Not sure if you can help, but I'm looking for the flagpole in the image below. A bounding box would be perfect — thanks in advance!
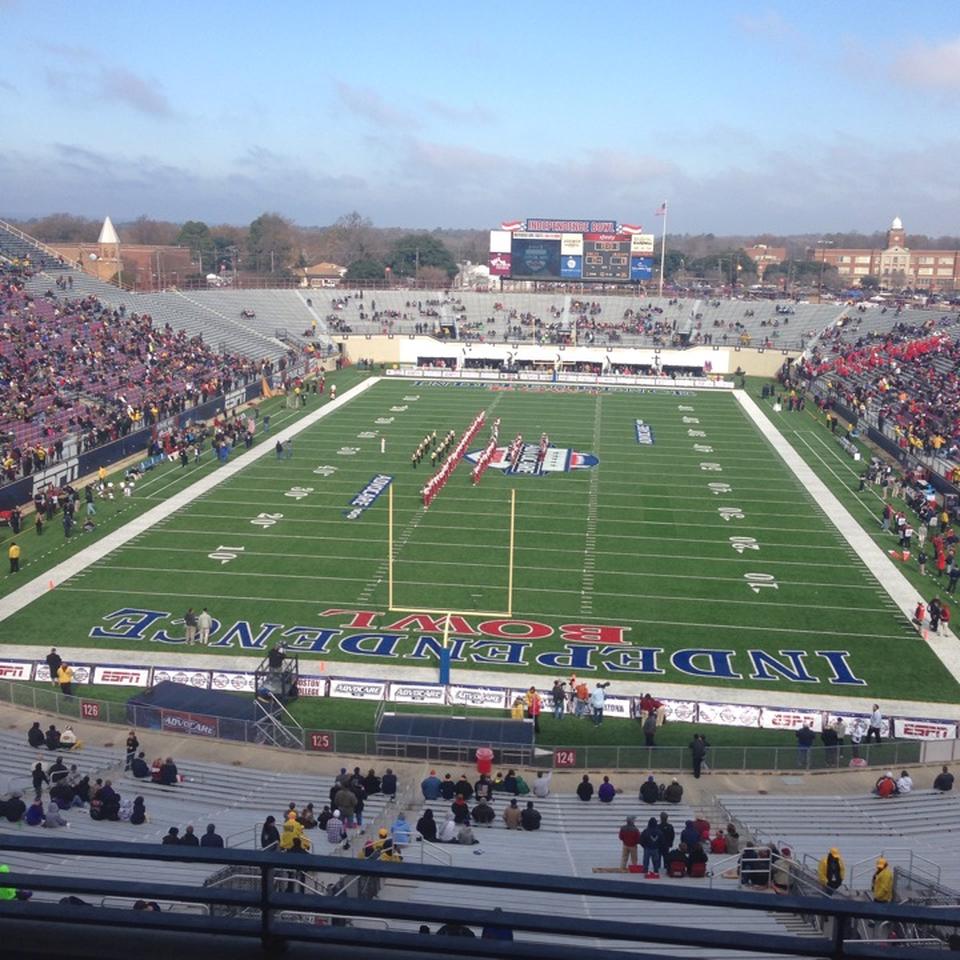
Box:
[657,202,668,298]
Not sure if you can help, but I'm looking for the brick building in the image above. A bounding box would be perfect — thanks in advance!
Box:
[813,217,960,291]
[743,243,787,280]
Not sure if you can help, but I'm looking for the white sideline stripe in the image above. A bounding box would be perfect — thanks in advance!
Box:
[0,377,381,624]
[733,389,960,683]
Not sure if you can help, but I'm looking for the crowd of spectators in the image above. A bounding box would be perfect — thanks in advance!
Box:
[793,326,960,467]
[0,262,274,479]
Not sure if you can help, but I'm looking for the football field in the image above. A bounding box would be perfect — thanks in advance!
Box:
[1,375,954,705]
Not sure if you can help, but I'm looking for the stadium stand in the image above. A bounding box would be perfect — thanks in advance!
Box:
[0,722,827,956]
[719,789,960,894]
[0,263,271,464]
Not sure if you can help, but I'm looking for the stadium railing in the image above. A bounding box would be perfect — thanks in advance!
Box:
[2,834,959,958]
[0,680,924,772]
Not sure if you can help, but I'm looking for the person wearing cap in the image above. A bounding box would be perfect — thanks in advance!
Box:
[874,771,898,798]
[639,775,660,804]
[619,815,640,871]
[872,858,893,902]
[280,810,310,852]
[665,778,684,804]
[421,770,442,800]
[818,848,845,893]
[326,810,346,846]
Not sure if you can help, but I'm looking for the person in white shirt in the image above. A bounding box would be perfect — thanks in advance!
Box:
[896,770,913,793]
[198,608,213,645]
[532,771,552,798]
[438,815,457,843]
[866,705,883,744]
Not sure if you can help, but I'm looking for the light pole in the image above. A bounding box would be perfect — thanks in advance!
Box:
[816,239,833,303]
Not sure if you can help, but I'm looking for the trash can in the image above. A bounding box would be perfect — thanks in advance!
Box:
[475,747,493,776]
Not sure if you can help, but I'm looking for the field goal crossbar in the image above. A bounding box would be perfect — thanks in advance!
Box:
[386,485,516,624]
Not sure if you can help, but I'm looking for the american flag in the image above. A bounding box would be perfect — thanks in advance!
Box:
[655,201,668,217]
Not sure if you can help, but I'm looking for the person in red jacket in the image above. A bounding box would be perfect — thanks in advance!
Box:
[619,816,640,871]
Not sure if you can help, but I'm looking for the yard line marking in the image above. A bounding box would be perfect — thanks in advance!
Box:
[580,396,602,616]
[0,378,381,624]
[735,389,960,682]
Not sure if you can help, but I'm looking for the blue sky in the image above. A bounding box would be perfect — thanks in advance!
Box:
[2,1,960,233]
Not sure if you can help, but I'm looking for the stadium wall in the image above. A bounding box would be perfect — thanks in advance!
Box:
[335,336,797,376]
[0,380,265,512]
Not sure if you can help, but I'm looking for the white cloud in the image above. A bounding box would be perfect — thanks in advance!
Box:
[891,36,960,91]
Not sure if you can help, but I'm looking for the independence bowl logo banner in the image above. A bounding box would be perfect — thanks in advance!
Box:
[465,445,598,476]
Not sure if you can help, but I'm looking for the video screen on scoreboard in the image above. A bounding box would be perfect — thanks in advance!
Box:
[510,237,562,279]
[582,234,631,281]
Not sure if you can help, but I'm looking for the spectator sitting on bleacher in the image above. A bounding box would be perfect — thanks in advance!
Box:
[316,805,332,830]
[457,822,478,846]
[521,801,541,831]
[416,809,437,841]
[725,824,741,854]
[896,770,914,793]
[454,775,473,801]
[298,804,317,829]
[934,765,955,791]
[531,772,551,798]
[875,771,898,798]
[381,768,398,799]
[666,843,688,877]
[24,798,44,826]
[130,752,150,779]
[598,776,619,803]
[503,798,522,830]
[710,830,728,854]
[665,778,684,803]
[639,775,660,804]
[93,781,121,821]
[438,814,457,843]
[391,813,411,846]
[421,770,442,800]
[687,842,709,878]
[59,726,78,750]
[158,757,179,786]
[44,724,61,751]
[27,722,44,749]
[576,775,594,802]
[43,799,68,829]
[130,797,146,826]
[161,827,180,845]
[439,773,456,800]
[363,768,381,796]
[451,795,471,824]
[0,792,26,823]
[472,798,495,825]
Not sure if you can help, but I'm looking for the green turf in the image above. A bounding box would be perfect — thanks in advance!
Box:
[2,374,955,704]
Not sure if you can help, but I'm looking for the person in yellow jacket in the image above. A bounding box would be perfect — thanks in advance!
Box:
[872,857,893,902]
[57,663,74,697]
[279,811,311,852]
[818,847,845,893]
[8,542,20,574]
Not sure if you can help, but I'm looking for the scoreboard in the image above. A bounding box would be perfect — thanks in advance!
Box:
[583,234,631,281]
[490,218,654,284]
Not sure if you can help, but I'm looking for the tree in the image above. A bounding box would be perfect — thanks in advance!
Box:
[122,215,178,245]
[387,233,457,279]
[176,221,215,273]
[345,258,387,281]
[859,275,880,290]
[245,212,296,274]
